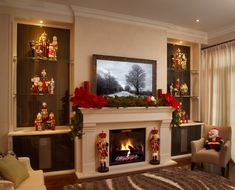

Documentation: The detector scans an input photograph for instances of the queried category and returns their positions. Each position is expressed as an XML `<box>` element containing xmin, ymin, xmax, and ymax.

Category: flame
<box><xmin>121</xmin><ymin>139</ymin><xmax>133</xmax><ymax>157</ymax></box>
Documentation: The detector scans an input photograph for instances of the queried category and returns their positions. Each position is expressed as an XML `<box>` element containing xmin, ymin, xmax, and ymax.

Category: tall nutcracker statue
<box><xmin>97</xmin><ymin>131</ymin><xmax>109</xmax><ymax>173</ymax></box>
<box><xmin>150</xmin><ymin>128</ymin><xmax>160</xmax><ymax>165</ymax></box>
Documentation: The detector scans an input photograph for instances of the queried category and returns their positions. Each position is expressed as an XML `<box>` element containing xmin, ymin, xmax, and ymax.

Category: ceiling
<box><xmin>38</xmin><ymin>0</ymin><xmax>235</xmax><ymax>34</ymax></box>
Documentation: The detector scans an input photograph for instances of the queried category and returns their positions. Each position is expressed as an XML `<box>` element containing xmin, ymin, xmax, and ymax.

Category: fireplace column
<box><xmin>160</xmin><ymin>119</ymin><xmax>172</xmax><ymax>164</ymax></box>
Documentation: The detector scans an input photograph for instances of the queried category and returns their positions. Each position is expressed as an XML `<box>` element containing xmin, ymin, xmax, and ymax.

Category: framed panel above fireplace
<box><xmin>109</xmin><ymin>128</ymin><xmax>146</xmax><ymax>166</ymax></box>
<box><xmin>92</xmin><ymin>55</ymin><xmax>157</xmax><ymax>97</ymax></box>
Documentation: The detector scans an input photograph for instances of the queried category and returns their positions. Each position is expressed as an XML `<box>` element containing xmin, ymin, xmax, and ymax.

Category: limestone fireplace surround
<box><xmin>75</xmin><ymin>107</ymin><xmax>176</xmax><ymax>179</ymax></box>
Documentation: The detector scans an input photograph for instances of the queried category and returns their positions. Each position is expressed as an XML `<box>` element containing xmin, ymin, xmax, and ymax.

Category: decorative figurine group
<box><xmin>169</xmin><ymin>78</ymin><xmax>188</xmax><ymax>96</ymax></box>
<box><xmin>170</xmin><ymin>48</ymin><xmax>187</xmax><ymax>70</ymax></box>
<box><xmin>31</xmin><ymin>69</ymin><xmax>55</xmax><ymax>95</ymax></box>
<box><xmin>34</xmin><ymin>102</ymin><xmax>55</xmax><ymax>131</ymax></box>
<box><xmin>29</xmin><ymin>31</ymin><xmax>58</xmax><ymax>60</ymax></box>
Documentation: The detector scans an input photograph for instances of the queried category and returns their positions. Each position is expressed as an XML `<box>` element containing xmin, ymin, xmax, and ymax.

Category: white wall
<box><xmin>0</xmin><ymin>14</ymin><xmax>11</xmax><ymax>152</ymax></box>
<box><xmin>74</xmin><ymin>16</ymin><xmax>168</xmax><ymax>93</ymax></box>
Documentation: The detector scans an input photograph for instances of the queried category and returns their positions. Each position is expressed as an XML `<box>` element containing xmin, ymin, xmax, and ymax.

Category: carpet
<box><xmin>64</xmin><ymin>167</ymin><xmax>235</xmax><ymax>190</ymax></box>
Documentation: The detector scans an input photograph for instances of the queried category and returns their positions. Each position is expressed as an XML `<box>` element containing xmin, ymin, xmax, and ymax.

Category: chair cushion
<box><xmin>16</xmin><ymin>170</ymin><xmax>45</xmax><ymax>189</ymax></box>
<box><xmin>0</xmin><ymin>155</ymin><xmax>29</xmax><ymax>187</ymax></box>
<box><xmin>195</xmin><ymin>148</ymin><xmax>220</xmax><ymax>165</ymax></box>
<box><xmin>0</xmin><ymin>180</ymin><xmax>14</xmax><ymax>190</ymax></box>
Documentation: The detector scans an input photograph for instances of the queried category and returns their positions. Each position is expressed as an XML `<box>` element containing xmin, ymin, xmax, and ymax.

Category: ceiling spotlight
<box><xmin>195</xmin><ymin>19</ymin><xmax>200</xmax><ymax>23</ymax></box>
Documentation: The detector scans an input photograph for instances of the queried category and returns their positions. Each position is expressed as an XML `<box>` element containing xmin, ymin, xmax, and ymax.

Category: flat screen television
<box><xmin>92</xmin><ymin>54</ymin><xmax>157</xmax><ymax>96</ymax></box>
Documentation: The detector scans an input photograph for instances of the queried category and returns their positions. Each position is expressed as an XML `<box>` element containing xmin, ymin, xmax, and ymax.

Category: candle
<box><xmin>157</xmin><ymin>89</ymin><xmax>162</xmax><ymax>98</ymax></box>
<box><xmin>84</xmin><ymin>81</ymin><xmax>90</xmax><ymax>93</ymax></box>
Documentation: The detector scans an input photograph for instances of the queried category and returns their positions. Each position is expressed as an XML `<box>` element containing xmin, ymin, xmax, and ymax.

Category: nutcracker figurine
<box><xmin>97</xmin><ymin>131</ymin><xmax>109</xmax><ymax>172</ymax></box>
<box><xmin>150</xmin><ymin>128</ymin><xmax>160</xmax><ymax>165</ymax></box>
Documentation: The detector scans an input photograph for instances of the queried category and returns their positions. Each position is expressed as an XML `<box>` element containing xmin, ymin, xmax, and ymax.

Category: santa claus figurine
<box><xmin>48</xmin><ymin>112</ymin><xmax>55</xmax><ymax>130</ymax></box>
<box><xmin>205</xmin><ymin>128</ymin><xmax>224</xmax><ymax>151</ymax></box>
<box><xmin>34</xmin><ymin>113</ymin><xmax>43</xmax><ymax>131</ymax></box>
<box><xmin>41</xmin><ymin>102</ymin><xmax>48</xmax><ymax>123</ymax></box>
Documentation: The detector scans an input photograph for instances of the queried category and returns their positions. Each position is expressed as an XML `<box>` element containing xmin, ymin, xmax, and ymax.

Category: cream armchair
<box><xmin>191</xmin><ymin>125</ymin><xmax>231</xmax><ymax>177</ymax></box>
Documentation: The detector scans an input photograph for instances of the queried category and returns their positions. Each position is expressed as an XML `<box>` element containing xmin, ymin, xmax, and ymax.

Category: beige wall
<box><xmin>0</xmin><ymin>14</ymin><xmax>11</xmax><ymax>153</ymax></box>
<box><xmin>208</xmin><ymin>31</ymin><xmax>235</xmax><ymax>46</ymax></box>
<box><xmin>74</xmin><ymin>16</ymin><xmax>168</xmax><ymax>93</ymax></box>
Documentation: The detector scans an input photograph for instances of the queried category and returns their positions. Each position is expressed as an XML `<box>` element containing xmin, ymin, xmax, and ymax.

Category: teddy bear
<box><xmin>205</xmin><ymin>128</ymin><xmax>224</xmax><ymax>151</ymax></box>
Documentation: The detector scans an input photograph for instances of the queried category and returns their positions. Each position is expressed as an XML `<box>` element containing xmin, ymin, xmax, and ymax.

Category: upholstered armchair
<box><xmin>191</xmin><ymin>125</ymin><xmax>231</xmax><ymax>177</ymax></box>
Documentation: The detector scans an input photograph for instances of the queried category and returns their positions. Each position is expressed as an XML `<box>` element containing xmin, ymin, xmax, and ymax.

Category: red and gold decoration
<box><xmin>34</xmin><ymin>102</ymin><xmax>55</xmax><ymax>131</ymax></box>
<box><xmin>31</xmin><ymin>69</ymin><xmax>55</xmax><ymax>95</ymax></box>
<box><xmin>97</xmin><ymin>131</ymin><xmax>109</xmax><ymax>172</ymax></box>
<box><xmin>70</xmin><ymin>83</ymin><xmax>180</xmax><ymax>139</ymax></box>
<box><xmin>29</xmin><ymin>31</ymin><xmax>58</xmax><ymax>61</ymax></box>
<box><xmin>149</xmin><ymin>128</ymin><xmax>160</xmax><ymax>165</ymax></box>
<box><xmin>170</xmin><ymin>48</ymin><xmax>187</xmax><ymax>70</ymax></box>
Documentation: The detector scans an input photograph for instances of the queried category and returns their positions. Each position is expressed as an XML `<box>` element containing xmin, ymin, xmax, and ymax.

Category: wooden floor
<box><xmin>45</xmin><ymin>157</ymin><xmax>235</xmax><ymax>190</ymax></box>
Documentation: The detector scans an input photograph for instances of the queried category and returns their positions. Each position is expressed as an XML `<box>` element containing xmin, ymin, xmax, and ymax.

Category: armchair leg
<box><xmin>191</xmin><ymin>162</ymin><xmax>195</xmax><ymax>170</ymax></box>
<box><xmin>221</xmin><ymin>167</ymin><xmax>225</xmax><ymax>177</ymax></box>
<box><xmin>200</xmin><ymin>163</ymin><xmax>204</xmax><ymax>169</ymax></box>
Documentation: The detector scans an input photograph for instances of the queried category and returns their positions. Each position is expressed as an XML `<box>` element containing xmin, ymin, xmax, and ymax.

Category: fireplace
<box><xmin>109</xmin><ymin>128</ymin><xmax>145</xmax><ymax>165</ymax></box>
<box><xmin>75</xmin><ymin>107</ymin><xmax>176</xmax><ymax>178</ymax></box>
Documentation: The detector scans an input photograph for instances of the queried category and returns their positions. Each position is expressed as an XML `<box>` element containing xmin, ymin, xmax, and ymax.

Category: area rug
<box><xmin>63</xmin><ymin>167</ymin><xmax>235</xmax><ymax>190</ymax></box>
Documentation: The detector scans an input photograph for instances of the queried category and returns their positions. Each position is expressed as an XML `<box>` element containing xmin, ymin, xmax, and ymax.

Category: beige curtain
<box><xmin>201</xmin><ymin>41</ymin><xmax>235</xmax><ymax>161</ymax></box>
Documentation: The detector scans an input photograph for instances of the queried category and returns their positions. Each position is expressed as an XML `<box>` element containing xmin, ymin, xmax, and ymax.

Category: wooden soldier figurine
<box><xmin>97</xmin><ymin>131</ymin><xmax>109</xmax><ymax>172</ymax></box>
<box><xmin>150</xmin><ymin>128</ymin><xmax>160</xmax><ymax>165</ymax></box>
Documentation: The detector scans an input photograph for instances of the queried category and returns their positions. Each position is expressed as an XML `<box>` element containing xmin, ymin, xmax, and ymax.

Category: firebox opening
<box><xmin>109</xmin><ymin>128</ymin><xmax>145</xmax><ymax>165</ymax></box>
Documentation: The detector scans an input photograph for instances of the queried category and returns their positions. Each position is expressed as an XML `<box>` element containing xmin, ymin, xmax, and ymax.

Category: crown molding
<box><xmin>0</xmin><ymin>0</ymin><xmax>74</xmax><ymax>23</ymax></box>
<box><xmin>71</xmin><ymin>6</ymin><xmax>207</xmax><ymax>44</ymax></box>
<box><xmin>208</xmin><ymin>23</ymin><xmax>235</xmax><ymax>39</ymax></box>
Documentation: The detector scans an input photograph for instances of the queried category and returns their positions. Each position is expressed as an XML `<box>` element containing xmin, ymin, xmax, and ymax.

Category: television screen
<box><xmin>92</xmin><ymin>55</ymin><xmax>157</xmax><ymax>96</ymax></box>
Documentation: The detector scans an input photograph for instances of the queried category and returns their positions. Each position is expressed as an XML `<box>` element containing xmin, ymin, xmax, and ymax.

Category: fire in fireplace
<box><xmin>109</xmin><ymin>128</ymin><xmax>145</xmax><ymax>165</ymax></box>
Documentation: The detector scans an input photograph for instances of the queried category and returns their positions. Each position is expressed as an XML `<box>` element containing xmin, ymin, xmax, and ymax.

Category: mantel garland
<box><xmin>70</xmin><ymin>86</ymin><xmax>180</xmax><ymax>139</ymax></box>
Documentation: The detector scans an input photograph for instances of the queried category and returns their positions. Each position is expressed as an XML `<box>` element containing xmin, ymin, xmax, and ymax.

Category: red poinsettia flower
<box><xmin>70</xmin><ymin>86</ymin><xmax>108</xmax><ymax>109</ymax></box>
<box><xmin>145</xmin><ymin>96</ymin><xmax>152</xmax><ymax>103</ymax></box>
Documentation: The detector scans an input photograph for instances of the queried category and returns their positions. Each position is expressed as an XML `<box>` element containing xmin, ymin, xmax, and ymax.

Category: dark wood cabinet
<box><xmin>13</xmin><ymin>134</ymin><xmax>74</xmax><ymax>172</ymax></box>
<box><xmin>171</xmin><ymin>124</ymin><xmax>201</xmax><ymax>156</ymax></box>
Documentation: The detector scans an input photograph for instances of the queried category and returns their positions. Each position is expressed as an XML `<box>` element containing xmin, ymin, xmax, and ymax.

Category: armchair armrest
<box><xmin>191</xmin><ymin>138</ymin><xmax>205</xmax><ymax>154</ymax></box>
<box><xmin>220</xmin><ymin>140</ymin><xmax>231</xmax><ymax>167</ymax></box>
<box><xmin>18</xmin><ymin>157</ymin><xmax>33</xmax><ymax>171</ymax></box>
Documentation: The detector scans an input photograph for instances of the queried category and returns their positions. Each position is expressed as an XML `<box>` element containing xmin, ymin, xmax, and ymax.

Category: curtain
<box><xmin>201</xmin><ymin>41</ymin><xmax>235</xmax><ymax>161</ymax></box>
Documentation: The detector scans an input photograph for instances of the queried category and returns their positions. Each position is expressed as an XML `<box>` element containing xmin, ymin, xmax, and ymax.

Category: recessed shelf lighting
<box><xmin>195</xmin><ymin>19</ymin><xmax>200</xmax><ymax>23</ymax></box>
<box><xmin>179</xmin><ymin>41</ymin><xmax>183</xmax><ymax>44</ymax></box>
<box><xmin>39</xmin><ymin>20</ymin><xmax>43</xmax><ymax>24</ymax></box>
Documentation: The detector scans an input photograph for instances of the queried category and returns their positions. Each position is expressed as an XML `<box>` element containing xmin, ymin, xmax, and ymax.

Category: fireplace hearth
<box><xmin>109</xmin><ymin>128</ymin><xmax>145</xmax><ymax>165</ymax></box>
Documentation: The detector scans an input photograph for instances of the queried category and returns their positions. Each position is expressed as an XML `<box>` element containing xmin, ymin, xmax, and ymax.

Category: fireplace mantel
<box><xmin>75</xmin><ymin>106</ymin><xmax>176</xmax><ymax>178</ymax></box>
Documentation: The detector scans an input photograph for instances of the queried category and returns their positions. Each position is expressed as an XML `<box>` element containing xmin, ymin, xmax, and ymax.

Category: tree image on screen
<box><xmin>125</xmin><ymin>65</ymin><xmax>146</xmax><ymax>95</ymax></box>
<box><xmin>97</xmin><ymin>73</ymin><xmax>123</xmax><ymax>95</ymax></box>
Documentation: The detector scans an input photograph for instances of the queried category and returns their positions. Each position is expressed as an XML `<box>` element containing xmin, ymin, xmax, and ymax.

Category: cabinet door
<box><xmin>171</xmin><ymin>127</ymin><xmax>182</xmax><ymax>156</ymax></box>
<box><xmin>13</xmin><ymin>136</ymin><xmax>40</xmax><ymax>170</ymax></box>
<box><xmin>52</xmin><ymin>134</ymin><xmax>74</xmax><ymax>171</ymax></box>
<box><xmin>187</xmin><ymin>125</ymin><xmax>201</xmax><ymax>151</ymax></box>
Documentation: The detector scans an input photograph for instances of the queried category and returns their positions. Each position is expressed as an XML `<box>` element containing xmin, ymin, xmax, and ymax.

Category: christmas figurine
<box><xmin>48</xmin><ymin>112</ymin><xmax>55</xmax><ymax>130</ymax></box>
<box><xmin>41</xmin><ymin>69</ymin><xmax>48</xmax><ymax>93</ymax></box>
<box><xmin>34</xmin><ymin>113</ymin><xmax>43</xmax><ymax>131</ymax></box>
<box><xmin>31</xmin><ymin>76</ymin><xmax>40</xmax><ymax>93</ymax></box>
<box><xmin>39</xmin><ymin>31</ymin><xmax>48</xmax><ymax>58</ymax></box>
<box><xmin>150</xmin><ymin>128</ymin><xmax>160</xmax><ymax>165</ymax></box>
<box><xmin>174</xmin><ymin>78</ymin><xmax>180</xmax><ymax>96</ymax></box>
<box><xmin>97</xmin><ymin>131</ymin><xmax>109</xmax><ymax>172</ymax></box>
<box><xmin>50</xmin><ymin>78</ymin><xmax>55</xmax><ymax>94</ymax></box>
<box><xmin>41</xmin><ymin>102</ymin><xmax>48</xmax><ymax>123</ymax></box>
